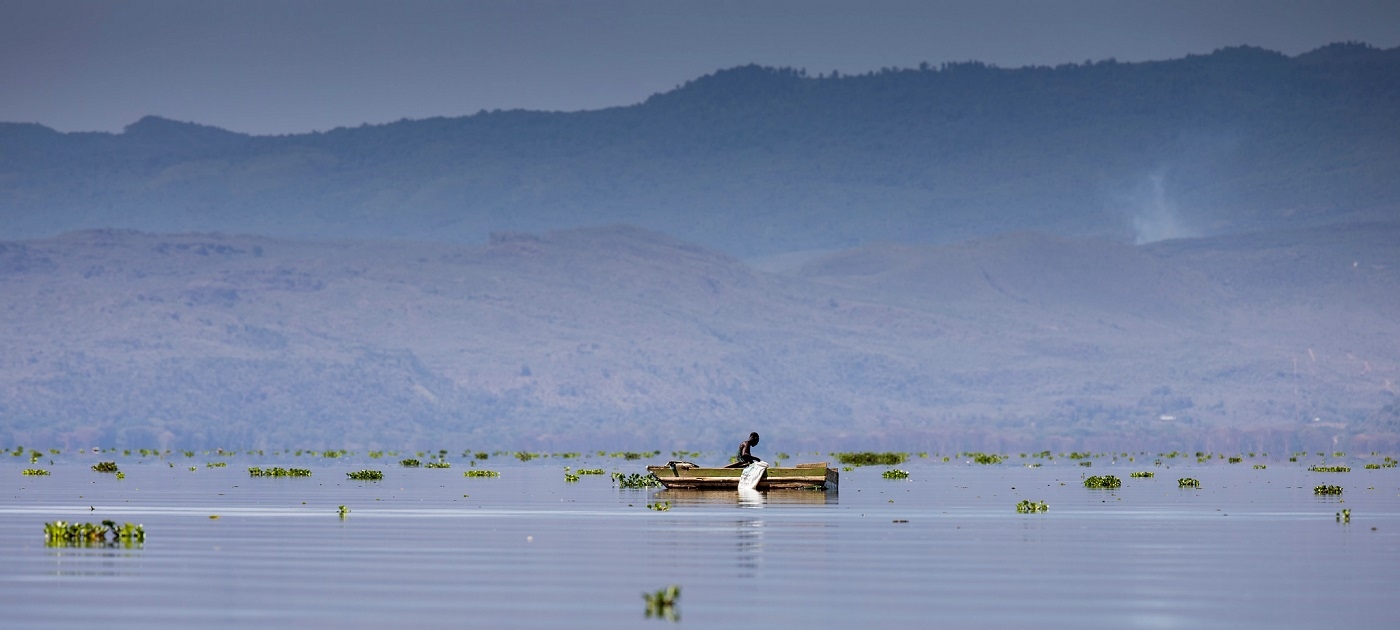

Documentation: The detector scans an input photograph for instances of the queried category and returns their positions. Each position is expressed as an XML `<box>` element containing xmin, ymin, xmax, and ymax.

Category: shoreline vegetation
<box><xmin>9</xmin><ymin>446</ymin><xmax>1396</xmax><ymax>469</ymax></box>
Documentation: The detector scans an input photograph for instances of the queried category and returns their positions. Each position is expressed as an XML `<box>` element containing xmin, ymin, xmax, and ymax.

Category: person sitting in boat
<box><xmin>736</xmin><ymin>432</ymin><xmax>762</xmax><ymax>466</ymax></box>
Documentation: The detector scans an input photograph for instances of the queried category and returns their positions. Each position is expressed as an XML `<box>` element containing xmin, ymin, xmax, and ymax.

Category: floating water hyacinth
<box><xmin>612</xmin><ymin>472</ymin><xmax>662</xmax><ymax>488</ymax></box>
<box><xmin>575</xmin><ymin>468</ymin><xmax>604</xmax><ymax>475</ymax></box>
<box><xmin>1178</xmin><ymin>477</ymin><xmax>1201</xmax><ymax>488</ymax></box>
<box><xmin>1016</xmin><ymin>500</ymin><xmax>1049</xmax><ymax>513</ymax></box>
<box><xmin>399</xmin><ymin>459</ymin><xmax>421</xmax><ymax>467</ymax></box>
<box><xmin>647</xmin><ymin>501</ymin><xmax>671</xmax><ymax>511</ymax></box>
<box><xmin>424</xmin><ymin>461</ymin><xmax>450</xmax><ymax>468</ymax></box>
<box><xmin>882</xmin><ymin>469</ymin><xmax>910</xmax><ymax>479</ymax></box>
<box><xmin>248</xmin><ymin>467</ymin><xmax>312</xmax><ymax>477</ymax></box>
<box><xmin>1314</xmin><ymin>485</ymin><xmax>1343</xmax><ymax>495</ymax></box>
<box><xmin>44</xmin><ymin>520</ymin><xmax>144</xmax><ymax>546</ymax></box>
<box><xmin>1336</xmin><ymin>509</ymin><xmax>1351</xmax><ymax>523</ymax></box>
<box><xmin>91</xmin><ymin>461</ymin><xmax>119</xmax><ymax>473</ymax></box>
<box><xmin>835</xmin><ymin>452</ymin><xmax>907</xmax><ymax>466</ymax></box>
<box><xmin>1309</xmin><ymin>465</ymin><xmax>1350</xmax><ymax>473</ymax></box>
<box><xmin>643</xmin><ymin>585</ymin><xmax>680</xmax><ymax>621</ymax></box>
<box><xmin>346</xmin><ymin>470</ymin><xmax>383</xmax><ymax>480</ymax></box>
<box><xmin>1083</xmin><ymin>475</ymin><xmax>1121</xmax><ymax>489</ymax></box>
<box><xmin>1129</xmin><ymin>471</ymin><xmax>1154</xmax><ymax>478</ymax></box>
<box><xmin>610</xmin><ymin>451</ymin><xmax>659</xmax><ymax>460</ymax></box>
<box><xmin>22</xmin><ymin>469</ymin><xmax>49</xmax><ymax>476</ymax></box>
<box><xmin>564</xmin><ymin>472</ymin><xmax>580</xmax><ymax>482</ymax></box>
<box><xmin>465</xmin><ymin>470</ymin><xmax>500</xmax><ymax>478</ymax></box>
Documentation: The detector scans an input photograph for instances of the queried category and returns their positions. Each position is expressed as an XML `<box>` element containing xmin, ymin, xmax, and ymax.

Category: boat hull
<box><xmin>646</xmin><ymin>462</ymin><xmax>837</xmax><ymax>490</ymax></box>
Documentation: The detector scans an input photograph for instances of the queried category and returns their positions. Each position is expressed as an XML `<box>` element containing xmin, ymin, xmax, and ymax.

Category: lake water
<box><xmin>3</xmin><ymin>452</ymin><xmax>1397</xmax><ymax>628</ymax></box>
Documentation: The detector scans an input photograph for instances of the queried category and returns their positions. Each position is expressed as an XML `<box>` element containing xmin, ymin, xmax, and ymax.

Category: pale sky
<box><xmin>3</xmin><ymin>0</ymin><xmax>1398</xmax><ymax>135</ymax></box>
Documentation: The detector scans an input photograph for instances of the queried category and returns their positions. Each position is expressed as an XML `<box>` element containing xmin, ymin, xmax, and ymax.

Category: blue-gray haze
<box><xmin>2</xmin><ymin>0</ymin><xmax>1398</xmax><ymax>135</ymax></box>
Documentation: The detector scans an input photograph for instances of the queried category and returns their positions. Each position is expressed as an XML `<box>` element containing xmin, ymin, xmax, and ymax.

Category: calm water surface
<box><xmin>2</xmin><ymin>453</ymin><xmax>1397</xmax><ymax>629</ymax></box>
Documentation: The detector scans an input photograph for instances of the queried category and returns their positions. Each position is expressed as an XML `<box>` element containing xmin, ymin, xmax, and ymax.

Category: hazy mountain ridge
<box><xmin>3</xmin><ymin>43</ymin><xmax>1398</xmax><ymax>255</ymax></box>
<box><xmin>2</xmin><ymin>225</ymin><xmax>1395</xmax><ymax>452</ymax></box>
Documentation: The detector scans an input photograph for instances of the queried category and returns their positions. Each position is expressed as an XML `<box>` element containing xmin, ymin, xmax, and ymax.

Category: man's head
<box><xmin>748</xmin><ymin>432</ymin><xmax>760</xmax><ymax>446</ymax></box>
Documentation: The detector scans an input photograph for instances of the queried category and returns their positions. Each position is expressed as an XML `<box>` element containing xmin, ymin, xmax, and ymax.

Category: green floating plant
<box><xmin>205</xmin><ymin>461</ymin><xmax>227</xmax><ymax>468</ymax></box>
<box><xmin>967</xmin><ymin>452</ymin><xmax>1004</xmax><ymax>465</ymax></box>
<box><xmin>564</xmin><ymin>472</ymin><xmax>580</xmax><ymax>482</ymax></box>
<box><xmin>248</xmin><ymin>467</ymin><xmax>312</xmax><ymax>477</ymax></box>
<box><xmin>1253</xmin><ymin>464</ymin><xmax>1267</xmax><ymax>469</ymax></box>
<box><xmin>465</xmin><ymin>470</ymin><xmax>500</xmax><ymax>478</ymax></box>
<box><xmin>337</xmin><ymin>505</ymin><xmax>350</xmax><ymax>518</ymax></box>
<box><xmin>1314</xmin><ymin>484</ymin><xmax>1343</xmax><ymax>495</ymax></box>
<box><xmin>399</xmin><ymin>458</ymin><xmax>422</xmax><ymax>467</ymax></box>
<box><xmin>575</xmin><ymin>468</ymin><xmax>604</xmax><ymax>475</ymax></box>
<box><xmin>609</xmin><ymin>451</ymin><xmax>660</xmax><ymax>460</ymax></box>
<box><xmin>22</xmin><ymin>469</ymin><xmax>49</xmax><ymax>476</ymax></box>
<box><xmin>835</xmin><ymin>452</ymin><xmax>907</xmax><ymax>466</ymax></box>
<box><xmin>1309</xmin><ymin>465</ymin><xmax>1351</xmax><ymax>473</ymax></box>
<box><xmin>424</xmin><ymin>461</ymin><xmax>451</xmax><ymax>468</ymax></box>
<box><xmin>1083</xmin><ymin>475</ymin><xmax>1121</xmax><ymax>489</ymax></box>
<box><xmin>612</xmin><ymin>472</ymin><xmax>662</xmax><ymax>488</ymax></box>
<box><xmin>643</xmin><ymin>585</ymin><xmax>680</xmax><ymax>621</ymax></box>
<box><xmin>647</xmin><ymin>501</ymin><xmax>671</xmax><ymax>511</ymax></box>
<box><xmin>91</xmin><ymin>461</ymin><xmax>119</xmax><ymax>473</ymax></box>
<box><xmin>43</xmin><ymin>520</ymin><xmax>144</xmax><ymax>547</ymax></box>
<box><xmin>1016</xmin><ymin>499</ymin><xmax>1049</xmax><ymax>513</ymax></box>
<box><xmin>346</xmin><ymin>470</ymin><xmax>383</xmax><ymax>481</ymax></box>
<box><xmin>882</xmin><ymin>469</ymin><xmax>910</xmax><ymax>479</ymax></box>
<box><xmin>1129</xmin><ymin>471</ymin><xmax>1155</xmax><ymax>478</ymax></box>
<box><xmin>1336</xmin><ymin>509</ymin><xmax>1351</xmax><ymax>523</ymax></box>
<box><xmin>1178</xmin><ymin>477</ymin><xmax>1201</xmax><ymax>488</ymax></box>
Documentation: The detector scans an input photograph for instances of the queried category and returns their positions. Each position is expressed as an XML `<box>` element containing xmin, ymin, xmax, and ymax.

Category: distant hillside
<box><xmin>2</xmin><ymin>225</ymin><xmax>1396</xmax><ymax>452</ymax></box>
<box><xmin>3</xmin><ymin>43</ymin><xmax>1399</xmax><ymax>256</ymax></box>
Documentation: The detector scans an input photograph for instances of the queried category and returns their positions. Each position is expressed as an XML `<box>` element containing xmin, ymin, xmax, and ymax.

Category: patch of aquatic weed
<box><xmin>834</xmin><ymin>452</ymin><xmax>907</xmax><ymax>466</ymax></box>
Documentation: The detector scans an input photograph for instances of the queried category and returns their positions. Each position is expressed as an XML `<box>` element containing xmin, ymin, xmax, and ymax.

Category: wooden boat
<box><xmin>646</xmin><ymin>461</ymin><xmax>838</xmax><ymax>490</ymax></box>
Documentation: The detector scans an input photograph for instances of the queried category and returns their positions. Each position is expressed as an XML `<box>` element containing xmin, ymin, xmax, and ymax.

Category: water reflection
<box><xmin>735</xmin><ymin>512</ymin><xmax>764</xmax><ymax>576</ymax></box>
<box><xmin>46</xmin><ymin>547</ymin><xmax>143</xmax><ymax>578</ymax></box>
<box><xmin>654</xmin><ymin>488</ymin><xmax>837</xmax><ymax>506</ymax></box>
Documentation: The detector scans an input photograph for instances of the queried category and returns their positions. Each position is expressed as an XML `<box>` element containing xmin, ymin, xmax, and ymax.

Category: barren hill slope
<box><xmin>2</xmin><ymin>224</ymin><xmax>1396</xmax><ymax>451</ymax></box>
